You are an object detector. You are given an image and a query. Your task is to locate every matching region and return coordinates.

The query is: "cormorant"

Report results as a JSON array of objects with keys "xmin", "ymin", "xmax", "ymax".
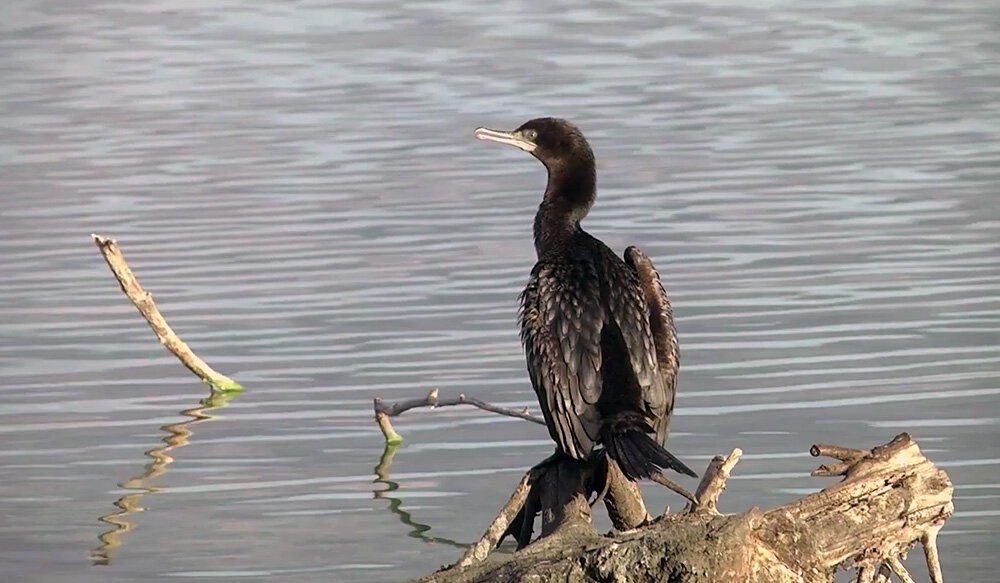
[{"xmin": 474, "ymin": 118, "xmax": 696, "ymax": 482}]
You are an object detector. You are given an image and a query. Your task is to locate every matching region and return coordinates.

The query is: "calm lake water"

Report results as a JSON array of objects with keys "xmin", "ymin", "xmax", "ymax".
[{"xmin": 1, "ymin": 0, "xmax": 998, "ymax": 581}]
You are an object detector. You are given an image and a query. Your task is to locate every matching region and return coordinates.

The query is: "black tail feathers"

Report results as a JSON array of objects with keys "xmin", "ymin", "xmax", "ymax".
[{"xmin": 601, "ymin": 418, "xmax": 697, "ymax": 481}]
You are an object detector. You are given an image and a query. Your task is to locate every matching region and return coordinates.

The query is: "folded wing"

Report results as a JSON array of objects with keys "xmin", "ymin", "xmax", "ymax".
[
  {"xmin": 519, "ymin": 260, "xmax": 603, "ymax": 459},
  {"xmin": 624, "ymin": 246, "xmax": 679, "ymax": 444}
]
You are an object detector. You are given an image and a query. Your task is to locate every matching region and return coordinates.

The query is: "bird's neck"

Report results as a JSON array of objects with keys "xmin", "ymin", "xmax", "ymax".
[{"xmin": 533, "ymin": 159, "xmax": 596, "ymax": 256}]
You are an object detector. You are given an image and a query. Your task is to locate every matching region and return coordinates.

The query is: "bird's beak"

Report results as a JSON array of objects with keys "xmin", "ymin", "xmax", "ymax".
[{"xmin": 473, "ymin": 127, "xmax": 537, "ymax": 153}]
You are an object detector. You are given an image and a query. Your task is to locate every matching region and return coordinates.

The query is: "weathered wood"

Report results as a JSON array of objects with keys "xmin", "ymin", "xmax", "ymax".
[
  {"xmin": 537, "ymin": 459, "xmax": 595, "ymax": 538},
  {"xmin": 856, "ymin": 564, "xmax": 876, "ymax": 583},
  {"xmin": 885, "ymin": 556, "xmax": 917, "ymax": 583},
  {"xmin": 810, "ymin": 443, "xmax": 866, "ymax": 462},
  {"xmin": 457, "ymin": 471, "xmax": 536, "ymax": 568},
  {"xmin": 922, "ymin": 526, "xmax": 944, "ymax": 583},
  {"xmin": 755, "ymin": 433, "xmax": 952, "ymax": 578},
  {"xmin": 811, "ymin": 461, "xmax": 851, "ymax": 477},
  {"xmin": 601, "ymin": 456, "xmax": 650, "ymax": 530},
  {"xmin": 873, "ymin": 564, "xmax": 893, "ymax": 583},
  {"xmin": 92, "ymin": 234, "xmax": 241, "ymax": 392},
  {"xmin": 689, "ymin": 448, "xmax": 742, "ymax": 515},
  {"xmin": 414, "ymin": 433, "xmax": 952, "ymax": 583}
]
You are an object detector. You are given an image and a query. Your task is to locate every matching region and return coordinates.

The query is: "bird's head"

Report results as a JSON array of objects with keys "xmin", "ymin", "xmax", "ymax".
[{"xmin": 474, "ymin": 117, "xmax": 595, "ymax": 179}]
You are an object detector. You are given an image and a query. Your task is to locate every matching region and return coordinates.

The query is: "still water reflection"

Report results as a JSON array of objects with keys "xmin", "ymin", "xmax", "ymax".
[
  {"xmin": 373, "ymin": 443, "xmax": 466, "ymax": 549},
  {"xmin": 92, "ymin": 390, "xmax": 236, "ymax": 566},
  {"xmin": 0, "ymin": 0, "xmax": 998, "ymax": 581}
]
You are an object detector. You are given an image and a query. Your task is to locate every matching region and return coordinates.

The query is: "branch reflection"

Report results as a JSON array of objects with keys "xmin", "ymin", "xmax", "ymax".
[
  {"xmin": 91, "ymin": 389, "xmax": 236, "ymax": 565},
  {"xmin": 372, "ymin": 442, "xmax": 467, "ymax": 549}
]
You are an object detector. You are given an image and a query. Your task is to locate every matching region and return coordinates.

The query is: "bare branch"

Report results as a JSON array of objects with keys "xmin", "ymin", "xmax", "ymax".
[
  {"xmin": 922, "ymin": 526, "xmax": 944, "ymax": 583},
  {"xmin": 457, "ymin": 471, "xmax": 536, "ymax": 568},
  {"xmin": 688, "ymin": 448, "xmax": 742, "ymax": 514},
  {"xmin": 651, "ymin": 472, "xmax": 698, "ymax": 505},
  {"xmin": 92, "ymin": 234, "xmax": 242, "ymax": 392},
  {"xmin": 419, "ymin": 434, "xmax": 952, "ymax": 583},
  {"xmin": 885, "ymin": 556, "xmax": 917, "ymax": 583},
  {"xmin": 810, "ymin": 443, "xmax": 867, "ymax": 463},
  {"xmin": 811, "ymin": 461, "xmax": 852, "ymax": 477},
  {"xmin": 371, "ymin": 390, "xmax": 545, "ymax": 443},
  {"xmin": 375, "ymin": 390, "xmax": 545, "ymax": 424},
  {"xmin": 763, "ymin": 433, "xmax": 952, "ymax": 576},
  {"xmin": 375, "ymin": 410, "xmax": 403, "ymax": 444}
]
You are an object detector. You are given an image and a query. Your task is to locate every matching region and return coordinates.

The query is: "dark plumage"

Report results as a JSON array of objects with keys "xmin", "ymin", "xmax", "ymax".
[{"xmin": 474, "ymin": 118, "xmax": 695, "ymax": 481}]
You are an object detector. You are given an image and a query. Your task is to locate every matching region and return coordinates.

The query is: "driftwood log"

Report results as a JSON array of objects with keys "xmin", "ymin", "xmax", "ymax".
[
  {"xmin": 408, "ymin": 433, "xmax": 950, "ymax": 583},
  {"xmin": 374, "ymin": 397, "xmax": 951, "ymax": 583}
]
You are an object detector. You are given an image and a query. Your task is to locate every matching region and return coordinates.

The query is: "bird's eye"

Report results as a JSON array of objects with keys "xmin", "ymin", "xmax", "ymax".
[{"xmin": 523, "ymin": 129, "xmax": 538, "ymax": 141}]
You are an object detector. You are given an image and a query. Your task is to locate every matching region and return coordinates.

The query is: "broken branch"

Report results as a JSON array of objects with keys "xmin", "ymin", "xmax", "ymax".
[
  {"xmin": 688, "ymin": 448, "xmax": 741, "ymax": 514},
  {"xmin": 92, "ymin": 234, "xmax": 242, "ymax": 392},
  {"xmin": 810, "ymin": 442, "xmax": 866, "ymax": 463},
  {"xmin": 922, "ymin": 526, "xmax": 944, "ymax": 583},
  {"xmin": 457, "ymin": 471, "xmax": 536, "ymax": 568},
  {"xmin": 811, "ymin": 461, "xmax": 852, "ymax": 477}
]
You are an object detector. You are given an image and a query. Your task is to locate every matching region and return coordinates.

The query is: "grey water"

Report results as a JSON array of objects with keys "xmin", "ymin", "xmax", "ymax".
[{"xmin": 1, "ymin": 0, "xmax": 998, "ymax": 581}]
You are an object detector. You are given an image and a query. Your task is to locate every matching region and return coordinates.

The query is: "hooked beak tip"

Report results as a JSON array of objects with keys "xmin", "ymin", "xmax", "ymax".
[{"xmin": 473, "ymin": 127, "xmax": 537, "ymax": 153}]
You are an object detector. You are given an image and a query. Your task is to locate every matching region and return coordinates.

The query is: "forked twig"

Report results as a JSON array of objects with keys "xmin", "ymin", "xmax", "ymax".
[{"xmin": 372, "ymin": 389, "xmax": 544, "ymax": 443}]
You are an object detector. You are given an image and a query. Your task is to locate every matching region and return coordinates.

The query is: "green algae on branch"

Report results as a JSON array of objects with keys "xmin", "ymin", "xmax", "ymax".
[
  {"xmin": 209, "ymin": 376, "xmax": 245, "ymax": 393},
  {"xmin": 91, "ymin": 234, "xmax": 243, "ymax": 393},
  {"xmin": 375, "ymin": 410, "xmax": 404, "ymax": 445}
]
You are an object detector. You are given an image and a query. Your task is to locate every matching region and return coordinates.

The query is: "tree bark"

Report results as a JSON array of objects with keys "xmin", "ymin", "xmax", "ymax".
[{"xmin": 413, "ymin": 433, "xmax": 952, "ymax": 583}]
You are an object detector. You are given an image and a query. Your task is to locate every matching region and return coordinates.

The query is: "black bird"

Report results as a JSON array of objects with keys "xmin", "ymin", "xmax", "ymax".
[{"xmin": 474, "ymin": 118, "xmax": 696, "ymax": 482}]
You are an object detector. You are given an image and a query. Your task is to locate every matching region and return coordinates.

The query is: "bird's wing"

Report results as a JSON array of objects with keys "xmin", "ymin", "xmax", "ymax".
[
  {"xmin": 519, "ymin": 260, "xmax": 603, "ymax": 459},
  {"xmin": 623, "ymin": 246, "xmax": 679, "ymax": 444}
]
